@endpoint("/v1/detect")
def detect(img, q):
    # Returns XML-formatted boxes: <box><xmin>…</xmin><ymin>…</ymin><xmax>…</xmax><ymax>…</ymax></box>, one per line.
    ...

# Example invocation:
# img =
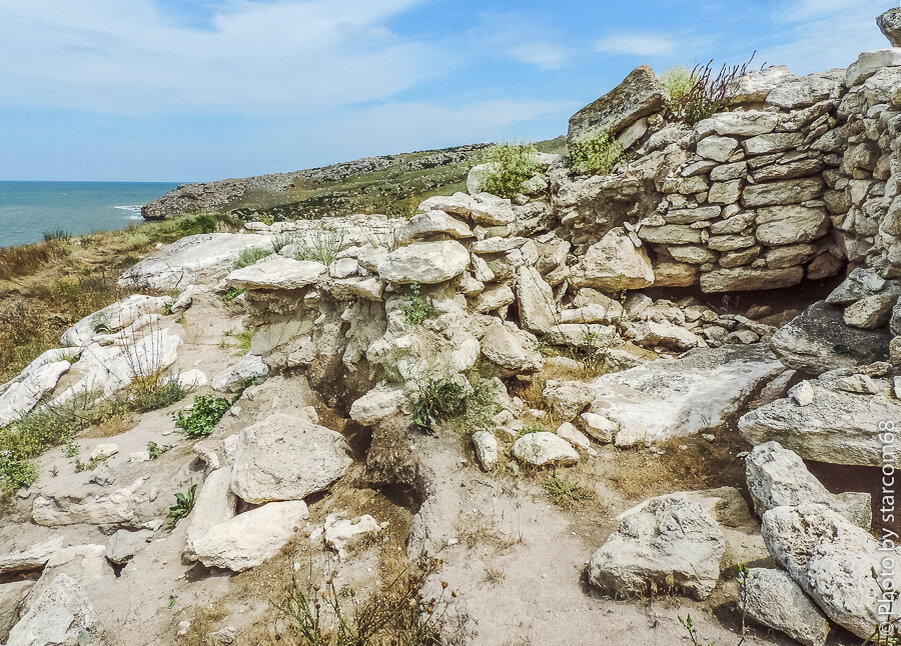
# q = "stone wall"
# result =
<box><xmin>550</xmin><ymin>52</ymin><xmax>901</xmax><ymax>293</ymax></box>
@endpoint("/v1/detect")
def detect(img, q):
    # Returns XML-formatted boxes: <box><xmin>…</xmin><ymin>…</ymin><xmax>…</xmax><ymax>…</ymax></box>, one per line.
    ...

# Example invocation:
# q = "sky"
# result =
<box><xmin>0</xmin><ymin>0</ymin><xmax>896</xmax><ymax>182</ymax></box>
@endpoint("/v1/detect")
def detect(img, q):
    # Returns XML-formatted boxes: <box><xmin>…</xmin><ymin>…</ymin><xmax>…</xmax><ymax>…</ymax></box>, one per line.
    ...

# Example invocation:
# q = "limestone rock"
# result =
<box><xmin>512</xmin><ymin>432</ymin><xmax>578</xmax><ymax>466</ymax></box>
<box><xmin>0</xmin><ymin>581</ymin><xmax>33</xmax><ymax>643</ymax></box>
<box><xmin>580</xmin><ymin>412</ymin><xmax>618</xmax><ymax>443</ymax></box>
<box><xmin>7</xmin><ymin>574</ymin><xmax>107</xmax><ymax>646</ymax></box>
<box><xmin>0</xmin><ymin>537</ymin><xmax>65</xmax><ymax>575</ymax></box>
<box><xmin>185</xmin><ymin>468</ymin><xmax>236</xmax><ymax>559</ymax></box>
<box><xmin>587</xmin><ymin>494</ymin><xmax>726</xmax><ymax>600</ymax></box>
<box><xmin>119</xmin><ymin>233</ymin><xmax>273</xmax><ymax>290</ymax></box>
<box><xmin>61</xmin><ymin>294</ymin><xmax>170</xmax><ymax>347</ymax></box>
<box><xmin>766</xmin><ymin>70</ymin><xmax>844</xmax><ymax>110</ymax></box>
<box><xmin>479</xmin><ymin>318</ymin><xmax>543</xmax><ymax>373</ymax></box>
<box><xmin>739</xmin><ymin>381</ymin><xmax>901</xmax><ymax>468</ymax></box>
<box><xmin>211</xmin><ymin>354</ymin><xmax>269</xmax><ymax>393</ymax></box>
<box><xmin>762</xmin><ymin>504</ymin><xmax>900</xmax><ymax>639</ymax></box>
<box><xmin>742</xmin><ymin>177</ymin><xmax>823</xmax><ymax>208</ymax></box>
<box><xmin>878</xmin><ymin>7</ymin><xmax>901</xmax><ymax>47</ymax></box>
<box><xmin>230</xmin><ymin>413</ymin><xmax>352</xmax><ymax>504</ymax></box>
<box><xmin>418</xmin><ymin>192</ymin><xmax>515</xmax><ymax>226</ymax></box>
<box><xmin>700</xmin><ymin>266</ymin><xmax>804</xmax><ymax>293</ymax></box>
<box><xmin>726</xmin><ymin>66</ymin><xmax>795</xmax><ymax>103</ymax></box>
<box><xmin>846</xmin><ymin>48</ymin><xmax>901</xmax><ymax>87</ymax></box>
<box><xmin>696</xmin><ymin>135</ymin><xmax>738</xmax><ymax>162</ymax></box>
<box><xmin>844</xmin><ymin>292</ymin><xmax>897</xmax><ymax>329</ymax></box>
<box><xmin>105</xmin><ymin>529</ymin><xmax>152</xmax><ymax>565</ymax></box>
<box><xmin>826</xmin><ymin>268</ymin><xmax>889</xmax><ymax>306</ymax></box>
<box><xmin>695</xmin><ymin>111</ymin><xmax>779</xmax><ymax>137</ymax></box>
<box><xmin>32</xmin><ymin>477</ymin><xmax>157</xmax><ymax>527</ymax></box>
<box><xmin>542</xmin><ymin>379</ymin><xmax>595</xmax><ymax>420</ymax></box>
<box><xmin>190</xmin><ymin>501</ymin><xmax>309</xmax><ymax>572</ymax></box>
<box><xmin>567</xmin><ymin>65</ymin><xmax>667</xmax><ymax>143</ymax></box>
<box><xmin>745</xmin><ymin>441</ymin><xmax>870</xmax><ymax>528</ymax></box>
<box><xmin>770</xmin><ymin>301</ymin><xmax>890</xmax><ymax>374</ymax></box>
<box><xmin>225</xmin><ymin>256</ymin><xmax>327</xmax><ymax>291</ymax></box>
<box><xmin>514</xmin><ymin>266</ymin><xmax>557</xmax><ymax>335</ymax></box>
<box><xmin>755</xmin><ymin>205</ymin><xmax>829</xmax><ymax>246</ymax></box>
<box><xmin>570</xmin><ymin>228</ymin><xmax>654</xmax><ymax>290</ymax></box>
<box><xmin>323</xmin><ymin>513</ymin><xmax>382</xmax><ymax>558</ymax></box>
<box><xmin>349</xmin><ymin>385</ymin><xmax>405</xmax><ymax>425</ymax></box>
<box><xmin>404</xmin><ymin>210</ymin><xmax>473</xmax><ymax>240</ymax></box>
<box><xmin>555</xmin><ymin>422</ymin><xmax>590</xmax><ymax>449</ymax></box>
<box><xmin>0</xmin><ymin>360</ymin><xmax>71</xmax><ymax>428</ymax></box>
<box><xmin>630</xmin><ymin>320</ymin><xmax>706</xmax><ymax>351</ymax></box>
<box><xmin>738</xmin><ymin>568</ymin><xmax>830</xmax><ymax>646</ymax></box>
<box><xmin>377</xmin><ymin>241</ymin><xmax>469</xmax><ymax>284</ymax></box>
<box><xmin>588</xmin><ymin>345</ymin><xmax>786</xmax><ymax>446</ymax></box>
<box><xmin>471</xmin><ymin>431</ymin><xmax>498</xmax><ymax>471</ymax></box>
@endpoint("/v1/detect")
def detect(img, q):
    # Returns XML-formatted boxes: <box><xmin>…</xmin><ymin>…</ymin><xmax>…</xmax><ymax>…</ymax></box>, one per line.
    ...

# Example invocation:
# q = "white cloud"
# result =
<box><xmin>595</xmin><ymin>31</ymin><xmax>678</xmax><ymax>57</ymax></box>
<box><xmin>760</xmin><ymin>0</ymin><xmax>891</xmax><ymax>74</ymax></box>
<box><xmin>508</xmin><ymin>42</ymin><xmax>569</xmax><ymax>70</ymax></box>
<box><xmin>0</xmin><ymin>0</ymin><xmax>450</xmax><ymax>117</ymax></box>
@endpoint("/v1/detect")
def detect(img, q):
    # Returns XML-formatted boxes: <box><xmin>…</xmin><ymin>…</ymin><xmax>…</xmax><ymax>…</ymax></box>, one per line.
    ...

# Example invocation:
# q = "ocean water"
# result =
<box><xmin>0</xmin><ymin>181</ymin><xmax>179</xmax><ymax>248</ymax></box>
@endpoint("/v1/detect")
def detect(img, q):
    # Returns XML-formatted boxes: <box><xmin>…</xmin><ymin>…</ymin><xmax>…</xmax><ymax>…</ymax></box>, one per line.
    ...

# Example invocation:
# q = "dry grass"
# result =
<box><xmin>0</xmin><ymin>239</ymin><xmax>69</xmax><ymax>280</ymax></box>
<box><xmin>483</xmin><ymin>565</ymin><xmax>506</xmax><ymax>585</ymax></box>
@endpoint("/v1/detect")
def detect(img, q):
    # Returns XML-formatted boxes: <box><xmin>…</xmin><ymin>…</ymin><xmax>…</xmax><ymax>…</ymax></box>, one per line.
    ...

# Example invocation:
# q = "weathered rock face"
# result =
<box><xmin>745</xmin><ymin>441</ymin><xmax>871</xmax><ymax>527</ymax></box>
<box><xmin>211</xmin><ymin>354</ymin><xmax>269</xmax><ymax>393</ymax></box>
<box><xmin>587</xmin><ymin>345</ymin><xmax>786</xmax><ymax>446</ymax></box>
<box><xmin>376</xmin><ymin>241</ymin><xmax>470</xmax><ymax>284</ymax></box>
<box><xmin>569</xmin><ymin>228</ymin><xmax>654</xmax><ymax>290</ymax></box>
<box><xmin>7</xmin><ymin>574</ymin><xmax>107</xmax><ymax>646</ymax></box>
<box><xmin>587</xmin><ymin>494</ymin><xmax>726</xmax><ymax>600</ymax></box>
<box><xmin>225</xmin><ymin>256</ymin><xmax>327</xmax><ymax>291</ymax></box>
<box><xmin>770</xmin><ymin>301</ymin><xmax>890</xmax><ymax>374</ymax></box>
<box><xmin>0</xmin><ymin>580</ymin><xmax>33</xmax><ymax>643</ymax></box>
<box><xmin>512</xmin><ymin>432</ymin><xmax>579</xmax><ymax>466</ymax></box>
<box><xmin>189</xmin><ymin>500</ymin><xmax>309</xmax><ymax>572</ymax></box>
<box><xmin>877</xmin><ymin>8</ymin><xmax>901</xmax><ymax>47</ymax></box>
<box><xmin>739</xmin><ymin>378</ymin><xmax>901</xmax><ymax>468</ymax></box>
<box><xmin>229</xmin><ymin>413</ymin><xmax>352</xmax><ymax>504</ymax></box>
<box><xmin>567</xmin><ymin>65</ymin><xmax>667</xmax><ymax>144</ymax></box>
<box><xmin>738</xmin><ymin>568</ymin><xmax>830</xmax><ymax>646</ymax></box>
<box><xmin>762</xmin><ymin>504</ymin><xmax>901</xmax><ymax>639</ymax></box>
<box><xmin>119</xmin><ymin>234</ymin><xmax>273</xmax><ymax>290</ymax></box>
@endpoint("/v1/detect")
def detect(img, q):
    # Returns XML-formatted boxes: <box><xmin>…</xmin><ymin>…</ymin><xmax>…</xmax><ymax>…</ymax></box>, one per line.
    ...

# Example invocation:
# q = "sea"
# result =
<box><xmin>0</xmin><ymin>181</ymin><xmax>180</xmax><ymax>248</ymax></box>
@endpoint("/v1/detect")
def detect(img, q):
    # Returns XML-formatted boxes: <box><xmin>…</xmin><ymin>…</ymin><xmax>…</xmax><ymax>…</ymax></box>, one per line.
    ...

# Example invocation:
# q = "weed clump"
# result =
<box><xmin>568</xmin><ymin>130</ymin><xmax>625</xmax><ymax>175</ymax></box>
<box><xmin>167</xmin><ymin>484</ymin><xmax>197</xmax><ymax>525</ymax></box>
<box><xmin>294</xmin><ymin>229</ymin><xmax>345</xmax><ymax>265</ymax></box>
<box><xmin>412</xmin><ymin>369</ymin><xmax>501</xmax><ymax>433</ymax></box>
<box><xmin>664</xmin><ymin>54</ymin><xmax>761</xmax><ymax>126</ymax></box>
<box><xmin>173</xmin><ymin>394</ymin><xmax>231</xmax><ymax>439</ymax></box>
<box><xmin>234</xmin><ymin>247</ymin><xmax>273</xmax><ymax>269</ymax></box>
<box><xmin>402</xmin><ymin>282</ymin><xmax>434</xmax><ymax>325</ymax></box>
<box><xmin>482</xmin><ymin>143</ymin><xmax>542</xmax><ymax>199</ymax></box>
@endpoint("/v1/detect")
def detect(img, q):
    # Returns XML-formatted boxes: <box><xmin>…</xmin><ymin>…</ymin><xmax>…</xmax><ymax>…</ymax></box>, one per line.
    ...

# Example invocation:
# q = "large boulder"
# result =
<box><xmin>514</xmin><ymin>266</ymin><xmax>557</xmax><ymax>335</ymax></box>
<box><xmin>229</xmin><ymin>413</ymin><xmax>352</xmax><ymax>504</ymax></box>
<box><xmin>417</xmin><ymin>192</ymin><xmax>515</xmax><ymax>226</ymax></box>
<box><xmin>738</xmin><ymin>568</ymin><xmax>830</xmax><ymax>646</ymax></box>
<box><xmin>586</xmin><ymin>345</ymin><xmax>786</xmax><ymax>446</ymax></box>
<box><xmin>118</xmin><ymin>233</ymin><xmax>273</xmax><ymax>290</ymax></box>
<box><xmin>0</xmin><ymin>581</ymin><xmax>33</xmax><ymax>643</ymax></box>
<box><xmin>478</xmin><ymin>318</ymin><xmax>544</xmax><ymax>374</ymax></box>
<box><xmin>877</xmin><ymin>7</ymin><xmax>901</xmax><ymax>47</ymax></box>
<box><xmin>569</xmin><ymin>228</ymin><xmax>654</xmax><ymax>291</ymax></box>
<box><xmin>185</xmin><ymin>468</ymin><xmax>236</xmax><ymax>559</ymax></box>
<box><xmin>376</xmin><ymin>241</ymin><xmax>469</xmax><ymax>284</ymax></box>
<box><xmin>567</xmin><ymin>65</ymin><xmax>667</xmax><ymax>143</ymax></box>
<box><xmin>587</xmin><ymin>494</ymin><xmax>726</xmax><ymax>600</ymax></box>
<box><xmin>224</xmin><ymin>255</ymin><xmax>327</xmax><ymax>290</ymax></box>
<box><xmin>7</xmin><ymin>574</ymin><xmax>107</xmax><ymax>646</ymax></box>
<box><xmin>770</xmin><ymin>301</ymin><xmax>890</xmax><ymax>374</ymax></box>
<box><xmin>739</xmin><ymin>380</ymin><xmax>901</xmax><ymax>468</ymax></box>
<box><xmin>745</xmin><ymin>441</ymin><xmax>870</xmax><ymax>527</ymax></box>
<box><xmin>0</xmin><ymin>360</ymin><xmax>70</xmax><ymax>429</ymax></box>
<box><xmin>512</xmin><ymin>432</ymin><xmax>578</xmax><ymax>466</ymax></box>
<box><xmin>189</xmin><ymin>500</ymin><xmax>309</xmax><ymax>572</ymax></box>
<box><xmin>60</xmin><ymin>294</ymin><xmax>170</xmax><ymax>347</ymax></box>
<box><xmin>32</xmin><ymin>477</ymin><xmax>160</xmax><ymax>527</ymax></box>
<box><xmin>762</xmin><ymin>504</ymin><xmax>901</xmax><ymax>639</ymax></box>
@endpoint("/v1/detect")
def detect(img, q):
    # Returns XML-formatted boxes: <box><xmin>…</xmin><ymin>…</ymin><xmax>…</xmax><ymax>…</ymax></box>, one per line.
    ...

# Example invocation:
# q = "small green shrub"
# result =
<box><xmin>568</xmin><ymin>130</ymin><xmax>625</xmax><ymax>175</ymax></box>
<box><xmin>167</xmin><ymin>484</ymin><xmax>197</xmax><ymax>525</ymax></box>
<box><xmin>482</xmin><ymin>143</ymin><xmax>542</xmax><ymax>199</ymax></box>
<box><xmin>221</xmin><ymin>287</ymin><xmax>245</xmax><ymax>301</ymax></box>
<box><xmin>545</xmin><ymin>471</ymin><xmax>591</xmax><ymax>503</ymax></box>
<box><xmin>271</xmin><ymin>234</ymin><xmax>294</xmax><ymax>254</ymax></box>
<box><xmin>516</xmin><ymin>423</ymin><xmax>546</xmax><ymax>438</ymax></box>
<box><xmin>147</xmin><ymin>441</ymin><xmax>173</xmax><ymax>459</ymax></box>
<box><xmin>294</xmin><ymin>229</ymin><xmax>344</xmax><ymax>265</ymax></box>
<box><xmin>43</xmin><ymin>229</ymin><xmax>72</xmax><ymax>242</ymax></box>
<box><xmin>402</xmin><ymin>282</ymin><xmax>434</xmax><ymax>325</ymax></box>
<box><xmin>660</xmin><ymin>65</ymin><xmax>694</xmax><ymax>105</ymax></box>
<box><xmin>173</xmin><ymin>395</ymin><xmax>231</xmax><ymax>439</ymax></box>
<box><xmin>0</xmin><ymin>450</ymin><xmax>37</xmax><ymax>492</ymax></box>
<box><xmin>120</xmin><ymin>374</ymin><xmax>187</xmax><ymax>413</ymax></box>
<box><xmin>233</xmin><ymin>247</ymin><xmax>272</xmax><ymax>269</ymax></box>
<box><xmin>411</xmin><ymin>370</ymin><xmax>501</xmax><ymax>433</ymax></box>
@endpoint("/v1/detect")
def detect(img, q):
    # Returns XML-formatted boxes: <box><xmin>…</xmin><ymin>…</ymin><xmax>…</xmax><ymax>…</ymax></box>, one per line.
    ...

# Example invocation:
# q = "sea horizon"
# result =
<box><xmin>0</xmin><ymin>180</ymin><xmax>181</xmax><ymax>248</ymax></box>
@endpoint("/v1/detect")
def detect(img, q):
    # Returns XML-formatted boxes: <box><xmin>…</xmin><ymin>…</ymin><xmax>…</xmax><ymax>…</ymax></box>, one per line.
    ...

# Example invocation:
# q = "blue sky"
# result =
<box><xmin>0</xmin><ymin>0</ymin><xmax>895</xmax><ymax>182</ymax></box>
